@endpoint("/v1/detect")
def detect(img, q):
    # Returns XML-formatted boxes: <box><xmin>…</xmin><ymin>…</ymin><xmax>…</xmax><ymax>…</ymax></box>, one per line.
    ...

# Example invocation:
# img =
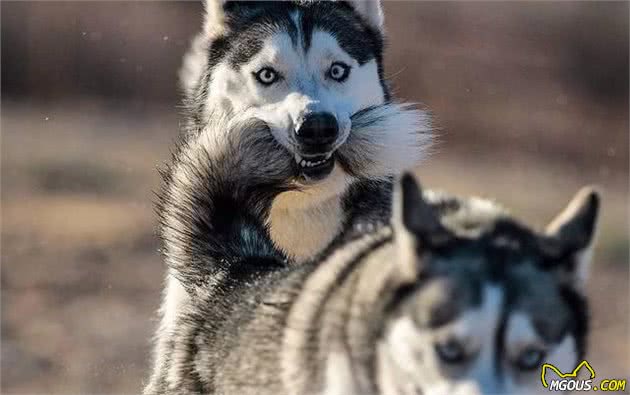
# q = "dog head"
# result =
<box><xmin>184</xmin><ymin>1</ymin><xmax>429</xmax><ymax>187</ymax></box>
<box><xmin>378</xmin><ymin>174</ymin><xmax>600</xmax><ymax>395</ymax></box>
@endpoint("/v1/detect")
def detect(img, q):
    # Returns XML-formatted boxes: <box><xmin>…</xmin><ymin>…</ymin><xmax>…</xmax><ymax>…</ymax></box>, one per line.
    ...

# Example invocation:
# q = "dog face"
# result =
<box><xmin>193</xmin><ymin>1</ymin><xmax>390</xmax><ymax>184</ymax></box>
<box><xmin>382</xmin><ymin>281</ymin><xmax>581</xmax><ymax>395</ymax></box>
<box><xmin>378</xmin><ymin>174</ymin><xmax>600</xmax><ymax>395</ymax></box>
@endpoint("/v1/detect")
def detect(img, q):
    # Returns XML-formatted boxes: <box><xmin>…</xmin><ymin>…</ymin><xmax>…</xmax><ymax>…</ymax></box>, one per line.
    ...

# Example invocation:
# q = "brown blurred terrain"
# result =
<box><xmin>1</xmin><ymin>1</ymin><xmax>628</xmax><ymax>394</ymax></box>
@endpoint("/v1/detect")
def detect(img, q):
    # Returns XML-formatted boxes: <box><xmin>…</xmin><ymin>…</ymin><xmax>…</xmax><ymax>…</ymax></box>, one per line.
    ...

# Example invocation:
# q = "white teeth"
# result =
<box><xmin>296</xmin><ymin>152</ymin><xmax>334</xmax><ymax>168</ymax></box>
<box><xmin>301</xmin><ymin>160</ymin><xmax>324</xmax><ymax>168</ymax></box>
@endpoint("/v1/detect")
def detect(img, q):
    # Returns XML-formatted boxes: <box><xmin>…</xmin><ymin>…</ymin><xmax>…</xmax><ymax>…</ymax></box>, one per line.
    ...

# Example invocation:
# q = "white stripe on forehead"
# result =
<box><xmin>453</xmin><ymin>286</ymin><xmax>504</xmax><ymax>342</ymax></box>
<box><xmin>451</xmin><ymin>286</ymin><xmax>504</xmax><ymax>392</ymax></box>
<box><xmin>290</xmin><ymin>10</ymin><xmax>304</xmax><ymax>55</ymax></box>
<box><xmin>505</xmin><ymin>312</ymin><xmax>543</xmax><ymax>349</ymax></box>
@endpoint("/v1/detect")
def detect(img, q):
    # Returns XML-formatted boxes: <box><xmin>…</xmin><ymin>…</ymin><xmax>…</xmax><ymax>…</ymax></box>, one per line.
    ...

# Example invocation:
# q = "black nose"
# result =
<box><xmin>295</xmin><ymin>112</ymin><xmax>339</xmax><ymax>149</ymax></box>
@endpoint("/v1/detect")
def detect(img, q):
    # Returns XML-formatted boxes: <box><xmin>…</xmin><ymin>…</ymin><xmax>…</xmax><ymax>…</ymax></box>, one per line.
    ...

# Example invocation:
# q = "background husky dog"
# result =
<box><xmin>147</xmin><ymin>168</ymin><xmax>599</xmax><ymax>395</ymax></box>
<box><xmin>148</xmin><ymin>0</ymin><xmax>431</xmax><ymax>391</ymax></box>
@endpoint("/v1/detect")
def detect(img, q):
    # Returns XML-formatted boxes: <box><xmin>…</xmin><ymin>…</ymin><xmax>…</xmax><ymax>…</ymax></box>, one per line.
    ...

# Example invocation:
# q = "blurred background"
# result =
<box><xmin>1</xmin><ymin>1</ymin><xmax>628</xmax><ymax>393</ymax></box>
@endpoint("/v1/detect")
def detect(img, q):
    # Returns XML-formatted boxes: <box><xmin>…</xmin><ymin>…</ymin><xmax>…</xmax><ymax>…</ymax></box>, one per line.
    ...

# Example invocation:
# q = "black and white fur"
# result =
<box><xmin>147</xmin><ymin>170</ymin><xmax>599</xmax><ymax>394</ymax></box>
<box><xmin>147</xmin><ymin>1</ymin><xmax>431</xmax><ymax>391</ymax></box>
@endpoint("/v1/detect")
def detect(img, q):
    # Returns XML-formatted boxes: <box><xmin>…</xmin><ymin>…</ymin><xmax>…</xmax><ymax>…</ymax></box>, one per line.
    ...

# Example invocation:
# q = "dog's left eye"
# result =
<box><xmin>254</xmin><ymin>67</ymin><xmax>280</xmax><ymax>86</ymax></box>
<box><xmin>514</xmin><ymin>347</ymin><xmax>546</xmax><ymax>371</ymax></box>
<box><xmin>327</xmin><ymin>62</ymin><xmax>351</xmax><ymax>82</ymax></box>
<box><xmin>435</xmin><ymin>340</ymin><xmax>467</xmax><ymax>364</ymax></box>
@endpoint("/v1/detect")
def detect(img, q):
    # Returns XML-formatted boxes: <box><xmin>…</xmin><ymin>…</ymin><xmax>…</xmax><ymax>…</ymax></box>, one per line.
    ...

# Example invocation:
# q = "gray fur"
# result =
<box><xmin>145</xmin><ymin>172</ymin><xmax>599</xmax><ymax>394</ymax></box>
<box><xmin>147</xmin><ymin>1</ymin><xmax>432</xmax><ymax>391</ymax></box>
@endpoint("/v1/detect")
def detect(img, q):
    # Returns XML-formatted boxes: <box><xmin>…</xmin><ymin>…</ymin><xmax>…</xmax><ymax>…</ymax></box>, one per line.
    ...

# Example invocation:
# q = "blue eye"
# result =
<box><xmin>254</xmin><ymin>67</ymin><xmax>280</xmax><ymax>86</ymax></box>
<box><xmin>328</xmin><ymin>62</ymin><xmax>350</xmax><ymax>82</ymax></box>
<box><xmin>435</xmin><ymin>340</ymin><xmax>466</xmax><ymax>364</ymax></box>
<box><xmin>515</xmin><ymin>347</ymin><xmax>546</xmax><ymax>371</ymax></box>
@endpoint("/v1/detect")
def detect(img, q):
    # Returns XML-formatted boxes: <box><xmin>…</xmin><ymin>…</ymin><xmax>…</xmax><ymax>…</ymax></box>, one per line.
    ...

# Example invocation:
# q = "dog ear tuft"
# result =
<box><xmin>346</xmin><ymin>0</ymin><xmax>385</xmax><ymax>32</ymax></box>
<box><xmin>203</xmin><ymin>0</ymin><xmax>228</xmax><ymax>38</ymax></box>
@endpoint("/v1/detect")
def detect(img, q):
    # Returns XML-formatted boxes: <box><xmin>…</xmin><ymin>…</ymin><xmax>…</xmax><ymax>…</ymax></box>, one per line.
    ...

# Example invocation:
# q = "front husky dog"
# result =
<box><xmin>179</xmin><ymin>1</ymin><xmax>430</xmax><ymax>250</ymax></box>
<box><xmin>150</xmin><ymin>172</ymin><xmax>599</xmax><ymax>394</ymax></box>
<box><xmin>147</xmin><ymin>0</ymin><xmax>431</xmax><ymax>392</ymax></box>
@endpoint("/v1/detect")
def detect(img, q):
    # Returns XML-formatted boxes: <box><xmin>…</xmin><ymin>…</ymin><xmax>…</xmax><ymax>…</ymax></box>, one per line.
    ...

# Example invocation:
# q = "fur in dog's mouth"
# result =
<box><xmin>293</xmin><ymin>152</ymin><xmax>335</xmax><ymax>182</ymax></box>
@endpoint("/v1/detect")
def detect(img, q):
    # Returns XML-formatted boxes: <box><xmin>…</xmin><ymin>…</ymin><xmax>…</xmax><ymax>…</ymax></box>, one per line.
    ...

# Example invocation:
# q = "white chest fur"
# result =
<box><xmin>267</xmin><ymin>165</ymin><xmax>350</xmax><ymax>263</ymax></box>
<box><xmin>268</xmin><ymin>192</ymin><xmax>344</xmax><ymax>263</ymax></box>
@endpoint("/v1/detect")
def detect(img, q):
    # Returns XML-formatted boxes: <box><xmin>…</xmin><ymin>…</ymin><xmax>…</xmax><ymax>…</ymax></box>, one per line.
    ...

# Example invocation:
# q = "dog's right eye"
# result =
<box><xmin>513</xmin><ymin>347</ymin><xmax>546</xmax><ymax>371</ymax></box>
<box><xmin>435</xmin><ymin>339</ymin><xmax>467</xmax><ymax>364</ymax></box>
<box><xmin>254</xmin><ymin>67</ymin><xmax>280</xmax><ymax>86</ymax></box>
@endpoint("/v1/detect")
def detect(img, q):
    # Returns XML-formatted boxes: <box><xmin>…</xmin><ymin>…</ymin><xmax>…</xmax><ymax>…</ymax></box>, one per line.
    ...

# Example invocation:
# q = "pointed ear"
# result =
<box><xmin>392</xmin><ymin>172</ymin><xmax>449</xmax><ymax>281</ymax></box>
<box><xmin>395</xmin><ymin>172</ymin><xmax>451</xmax><ymax>244</ymax></box>
<box><xmin>346</xmin><ymin>0</ymin><xmax>385</xmax><ymax>32</ymax></box>
<box><xmin>203</xmin><ymin>0</ymin><xmax>228</xmax><ymax>38</ymax></box>
<box><xmin>392</xmin><ymin>172</ymin><xmax>421</xmax><ymax>281</ymax></box>
<box><xmin>542</xmin><ymin>187</ymin><xmax>601</xmax><ymax>291</ymax></box>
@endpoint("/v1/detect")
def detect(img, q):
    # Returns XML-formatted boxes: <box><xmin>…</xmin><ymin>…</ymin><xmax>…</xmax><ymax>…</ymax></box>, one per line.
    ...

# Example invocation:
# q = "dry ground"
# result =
<box><xmin>1</xmin><ymin>101</ymin><xmax>628</xmax><ymax>394</ymax></box>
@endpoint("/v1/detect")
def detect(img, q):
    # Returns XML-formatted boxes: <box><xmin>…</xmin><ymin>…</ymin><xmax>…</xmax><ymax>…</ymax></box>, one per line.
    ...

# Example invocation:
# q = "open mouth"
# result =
<box><xmin>294</xmin><ymin>152</ymin><xmax>335</xmax><ymax>182</ymax></box>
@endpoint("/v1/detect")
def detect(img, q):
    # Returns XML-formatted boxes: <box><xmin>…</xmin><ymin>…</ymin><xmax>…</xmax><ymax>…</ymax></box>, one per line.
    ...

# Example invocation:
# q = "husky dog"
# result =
<box><xmin>147</xmin><ymin>0</ymin><xmax>431</xmax><ymax>391</ymax></box>
<box><xmin>147</xmin><ymin>168</ymin><xmax>599</xmax><ymax>394</ymax></box>
<box><xmin>176</xmin><ymin>0</ymin><xmax>430</xmax><ymax>262</ymax></box>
